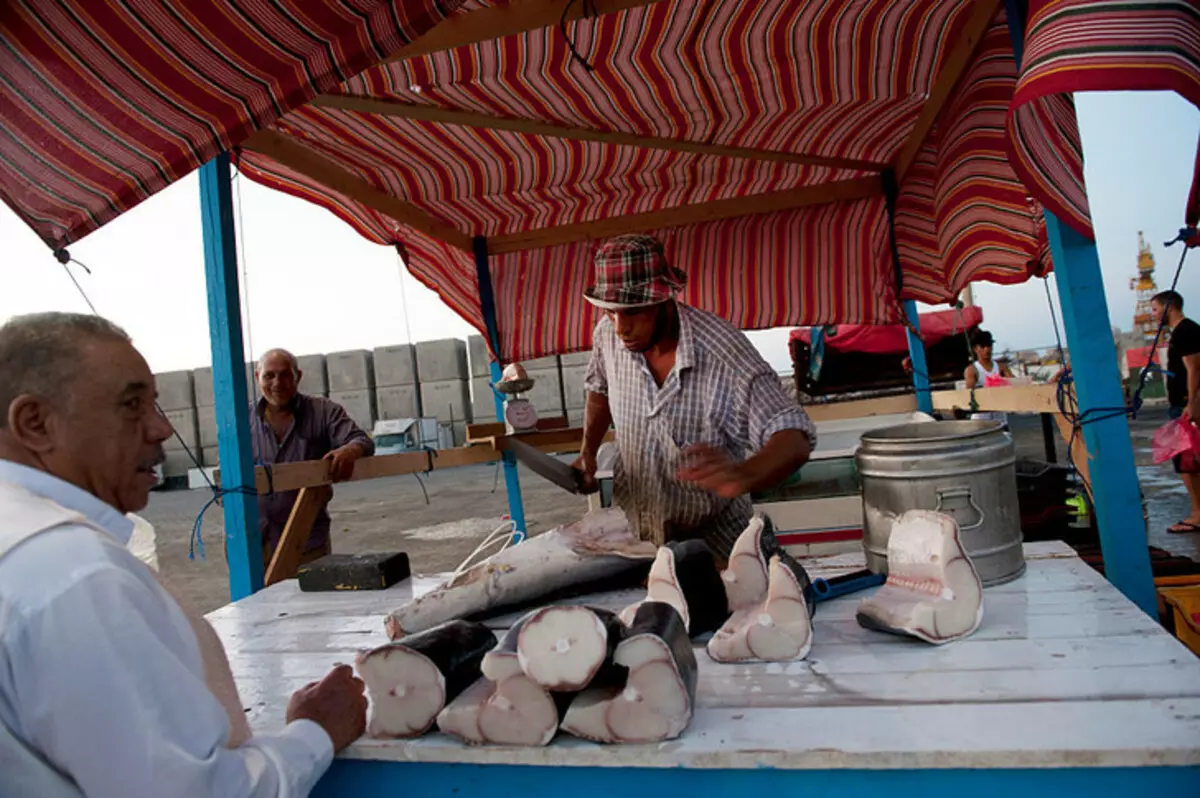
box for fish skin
[386,508,655,639]
[620,540,729,637]
[706,555,813,663]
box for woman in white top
[963,329,1013,427]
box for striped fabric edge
[1007,0,1200,237]
[895,15,1051,304]
[0,0,465,249]
[489,198,901,361]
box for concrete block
[420,379,471,424]
[451,421,468,448]
[561,364,589,410]
[525,366,564,416]
[376,384,421,420]
[374,344,418,386]
[202,447,221,469]
[560,350,592,368]
[329,390,377,432]
[162,408,199,452]
[296,354,328,397]
[471,376,497,422]
[468,335,491,378]
[416,338,469,383]
[327,350,375,392]
[162,451,197,478]
[193,363,255,408]
[154,371,195,411]
[198,405,218,448]
[522,355,558,371]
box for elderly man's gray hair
[0,312,132,427]
[257,348,299,376]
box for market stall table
[206,541,1200,795]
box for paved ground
[142,406,1200,615]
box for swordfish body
[386,508,657,639]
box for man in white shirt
[0,312,366,797]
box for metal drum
[855,419,1025,587]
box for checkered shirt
[584,303,817,557]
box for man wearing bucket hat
[573,234,817,558]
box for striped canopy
[4,1,1199,363]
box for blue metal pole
[199,153,262,600]
[904,300,933,414]
[472,236,527,537]
[1003,0,1155,616]
[1043,215,1156,616]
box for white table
[207,541,1200,796]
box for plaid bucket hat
[583,234,687,310]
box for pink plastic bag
[984,374,1011,388]
[1152,415,1200,464]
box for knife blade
[504,437,588,494]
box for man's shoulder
[0,525,147,613]
[682,305,766,368]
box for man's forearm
[581,391,612,457]
[740,429,812,494]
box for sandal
[1167,521,1200,534]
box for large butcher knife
[505,437,590,494]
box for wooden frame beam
[488,175,884,254]
[385,0,665,63]
[312,95,887,173]
[893,0,1002,183]
[240,129,472,252]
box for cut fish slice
[356,619,496,738]
[437,674,564,747]
[619,540,729,637]
[707,554,814,662]
[856,510,983,645]
[516,605,624,691]
[719,514,814,613]
[561,601,697,743]
[481,609,535,683]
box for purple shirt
[250,393,374,554]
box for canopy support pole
[1004,0,1155,616]
[904,300,933,414]
[199,153,262,601]
[473,236,527,540]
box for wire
[446,518,523,585]
[396,253,415,346]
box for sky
[1,91,1197,376]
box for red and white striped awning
[3,1,1198,363]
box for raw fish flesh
[356,619,496,738]
[517,606,626,692]
[856,510,983,645]
[560,601,697,743]
[706,554,814,662]
[719,514,814,612]
[619,539,729,636]
[386,508,655,639]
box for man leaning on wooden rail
[0,312,365,796]
[250,348,374,568]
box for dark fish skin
[626,601,698,704]
[462,565,653,625]
[581,606,629,691]
[855,610,917,639]
[397,619,498,702]
[757,515,816,617]
[665,539,730,636]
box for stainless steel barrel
[855,420,1025,586]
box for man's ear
[296,368,303,385]
[7,395,57,454]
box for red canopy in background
[789,306,984,356]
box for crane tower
[1130,231,1159,344]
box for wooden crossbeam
[487,175,884,254]
[312,95,887,173]
[893,0,1002,183]
[385,0,665,63]
[240,129,473,253]
[264,485,332,586]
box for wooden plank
[312,95,887,173]
[465,415,568,441]
[384,0,665,63]
[1052,410,1092,498]
[263,485,332,586]
[893,0,1002,183]
[487,176,883,254]
[803,394,920,422]
[240,130,472,253]
[930,383,1061,414]
[226,446,501,494]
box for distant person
[252,348,375,567]
[963,329,1013,426]
[1150,291,1200,534]
[0,313,365,796]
